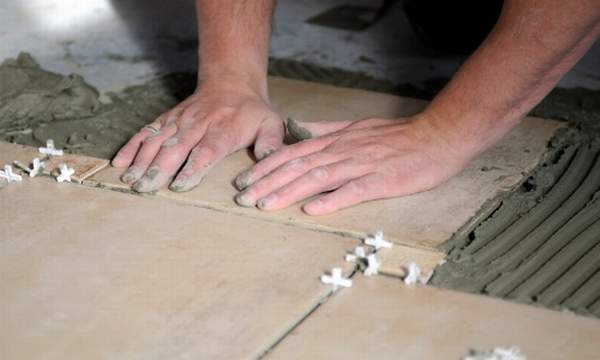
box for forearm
[423,0,600,159]
[196,0,276,96]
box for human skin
[113,0,599,214]
[111,0,283,192]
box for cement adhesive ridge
[432,133,600,318]
[2,52,600,317]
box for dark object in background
[306,0,397,31]
[404,0,503,54]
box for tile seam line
[254,265,362,359]
[81,180,441,252]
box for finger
[234,136,334,191]
[111,100,191,168]
[130,124,206,193]
[302,173,384,215]
[111,120,163,168]
[286,118,352,140]
[234,152,339,208]
[254,116,285,160]
[255,159,371,211]
[169,129,232,192]
[120,123,177,186]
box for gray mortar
[286,117,313,141]
[0,53,195,159]
[432,133,600,318]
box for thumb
[286,117,352,141]
[254,115,285,160]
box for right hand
[111,81,284,193]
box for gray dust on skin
[286,117,313,141]
[0,53,196,160]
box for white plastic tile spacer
[345,246,367,262]
[363,254,381,276]
[463,346,526,360]
[320,267,352,290]
[56,163,75,183]
[403,262,421,285]
[0,165,23,182]
[28,158,44,177]
[39,139,64,156]
[364,230,393,250]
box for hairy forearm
[424,0,600,159]
[196,0,276,96]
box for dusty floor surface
[1,52,600,318]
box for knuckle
[142,133,161,144]
[284,157,307,171]
[347,180,365,195]
[192,145,217,160]
[309,166,329,180]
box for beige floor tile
[267,276,600,360]
[0,141,40,166]
[88,78,563,249]
[377,246,445,278]
[0,177,356,359]
[268,77,428,121]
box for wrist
[419,99,521,163]
[411,111,482,167]
[198,62,269,100]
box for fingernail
[234,190,256,207]
[111,154,123,167]
[235,170,252,191]
[132,166,161,193]
[304,199,324,214]
[120,166,143,184]
[132,177,150,192]
[169,176,191,192]
[257,193,277,209]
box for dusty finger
[234,152,339,208]
[111,120,163,168]
[255,159,370,211]
[168,132,231,192]
[302,173,384,215]
[130,126,206,192]
[119,123,177,185]
[254,116,285,160]
[234,136,334,191]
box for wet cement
[432,131,600,318]
[2,53,600,318]
[0,53,195,159]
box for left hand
[233,114,472,215]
